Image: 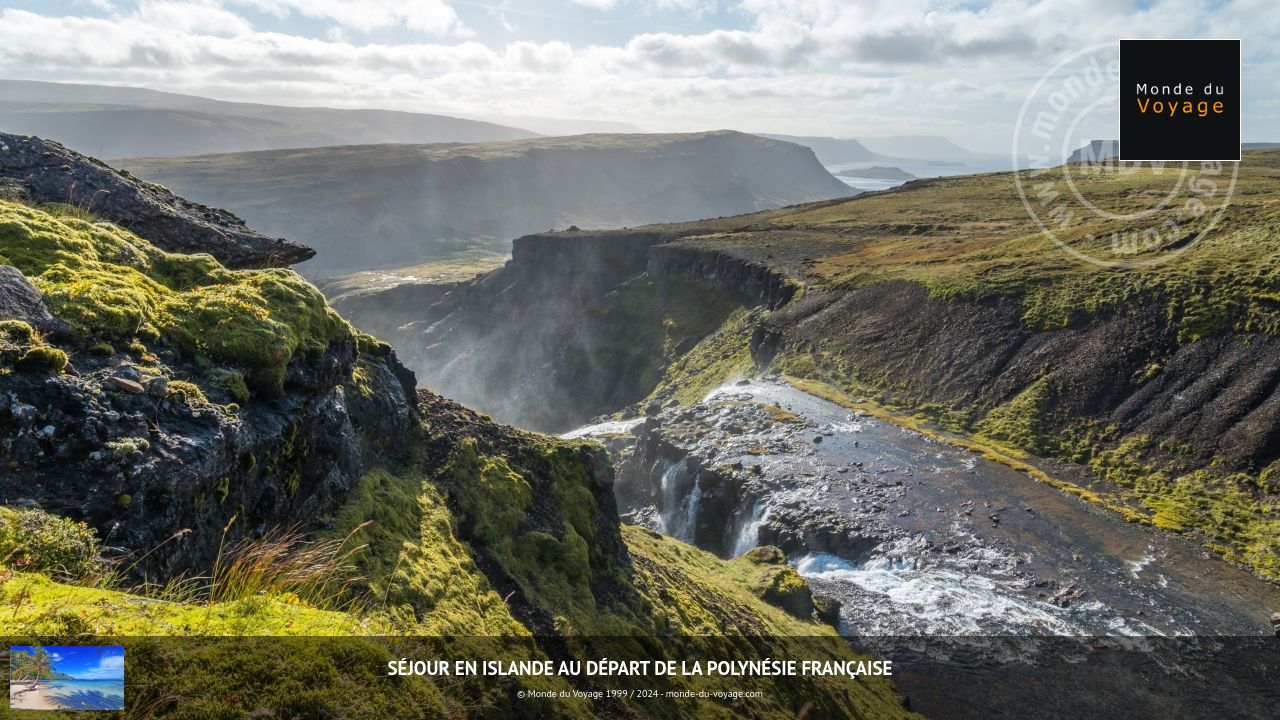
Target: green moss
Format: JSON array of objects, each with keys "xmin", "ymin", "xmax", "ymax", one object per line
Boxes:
[
  {"xmin": 0, "ymin": 319, "xmax": 35, "ymax": 344},
  {"xmin": 356, "ymin": 331, "xmax": 393, "ymax": 358},
  {"xmin": 975, "ymin": 377, "xmax": 1057, "ymax": 455},
  {"xmin": 89, "ymin": 340, "xmax": 115, "ymax": 356},
  {"xmin": 750, "ymin": 564, "xmax": 814, "ymax": 619},
  {"xmin": 13, "ymin": 345, "xmax": 67, "ymax": 373},
  {"xmin": 105, "ymin": 436, "xmax": 150, "ymax": 459},
  {"xmin": 166, "ymin": 379, "xmax": 208, "ymax": 405},
  {"xmin": 207, "ymin": 367, "xmax": 250, "ymax": 404},
  {"xmin": 0, "ymin": 507, "xmax": 100, "ymax": 580},
  {"xmin": 446, "ymin": 439, "xmax": 532, "ymax": 545},
  {"xmin": 0, "ymin": 199, "xmax": 356, "ymax": 399},
  {"xmin": 346, "ymin": 362, "xmax": 376, "ymax": 399},
  {"xmin": 328, "ymin": 467, "xmax": 529, "ymax": 636},
  {"xmin": 647, "ymin": 308, "xmax": 758, "ymax": 406},
  {"xmin": 1, "ymin": 572, "xmax": 375, "ymax": 635}
]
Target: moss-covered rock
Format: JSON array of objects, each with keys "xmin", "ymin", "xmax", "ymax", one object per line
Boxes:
[
  {"xmin": 0, "ymin": 318, "xmax": 35, "ymax": 344},
  {"xmin": 0, "ymin": 199, "xmax": 353, "ymax": 399},
  {"xmin": 14, "ymin": 344, "xmax": 67, "ymax": 373}
]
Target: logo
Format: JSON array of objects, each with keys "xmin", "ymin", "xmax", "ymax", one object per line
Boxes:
[{"xmin": 1012, "ymin": 42, "xmax": 1238, "ymax": 268}]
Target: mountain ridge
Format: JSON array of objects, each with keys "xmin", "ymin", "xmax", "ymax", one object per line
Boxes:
[
  {"xmin": 119, "ymin": 130, "xmax": 856, "ymax": 274},
  {"xmin": 0, "ymin": 78, "xmax": 539, "ymax": 157}
]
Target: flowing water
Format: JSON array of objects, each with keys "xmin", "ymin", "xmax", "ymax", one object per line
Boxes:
[{"xmin": 577, "ymin": 378, "xmax": 1280, "ymax": 637}]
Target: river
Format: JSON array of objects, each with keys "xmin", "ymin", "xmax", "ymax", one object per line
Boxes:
[{"xmin": 567, "ymin": 377, "xmax": 1280, "ymax": 718}]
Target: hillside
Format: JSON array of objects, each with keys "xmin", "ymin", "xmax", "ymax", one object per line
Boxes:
[
  {"xmin": 758, "ymin": 134, "xmax": 888, "ymax": 164},
  {"xmin": 375, "ymin": 151, "xmax": 1280, "ymax": 584},
  {"xmin": 119, "ymin": 131, "xmax": 855, "ymax": 275},
  {"xmin": 0, "ymin": 134, "xmax": 915, "ymax": 719},
  {"xmin": 0, "ymin": 79, "xmax": 537, "ymax": 157}
]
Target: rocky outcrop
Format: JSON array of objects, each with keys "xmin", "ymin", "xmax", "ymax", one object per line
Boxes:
[
  {"xmin": 1, "ymin": 320, "xmax": 417, "ymax": 579},
  {"xmin": 0, "ymin": 133, "xmax": 313, "ymax": 268},
  {"xmin": 0, "ymin": 151, "xmax": 410, "ymax": 576},
  {"xmin": 380, "ymin": 227, "xmax": 773, "ymax": 431}
]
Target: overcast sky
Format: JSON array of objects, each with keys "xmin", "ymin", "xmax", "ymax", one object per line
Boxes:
[{"xmin": 0, "ymin": 0, "xmax": 1275, "ymax": 153}]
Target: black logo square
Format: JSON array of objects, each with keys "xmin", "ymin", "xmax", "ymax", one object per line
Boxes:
[{"xmin": 1120, "ymin": 39, "xmax": 1240, "ymax": 161}]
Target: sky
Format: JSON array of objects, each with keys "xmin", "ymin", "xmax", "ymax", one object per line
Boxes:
[
  {"xmin": 10, "ymin": 646, "xmax": 125, "ymax": 680},
  {"xmin": 0, "ymin": 0, "xmax": 1275, "ymax": 152}
]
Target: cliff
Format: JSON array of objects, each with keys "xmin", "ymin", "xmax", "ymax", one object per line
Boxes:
[
  {"xmin": 391, "ymin": 150, "xmax": 1280, "ymax": 581},
  {"xmin": 118, "ymin": 131, "xmax": 855, "ymax": 274}
]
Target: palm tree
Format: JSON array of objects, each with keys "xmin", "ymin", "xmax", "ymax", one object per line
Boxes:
[{"xmin": 11, "ymin": 647, "xmax": 54, "ymax": 690}]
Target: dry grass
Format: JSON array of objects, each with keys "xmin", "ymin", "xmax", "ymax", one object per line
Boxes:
[{"xmin": 208, "ymin": 517, "xmax": 372, "ymax": 611}]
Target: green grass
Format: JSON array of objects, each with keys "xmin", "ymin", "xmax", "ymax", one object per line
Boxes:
[
  {"xmin": 319, "ymin": 254, "xmax": 510, "ymax": 302},
  {"xmin": 718, "ymin": 154, "xmax": 1280, "ymax": 341}
]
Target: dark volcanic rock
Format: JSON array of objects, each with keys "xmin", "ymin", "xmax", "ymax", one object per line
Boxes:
[
  {"xmin": 0, "ymin": 133, "xmax": 313, "ymax": 268},
  {"xmin": 0, "ymin": 265, "xmax": 70, "ymax": 337},
  {"xmin": 0, "ymin": 334, "xmax": 419, "ymax": 579}
]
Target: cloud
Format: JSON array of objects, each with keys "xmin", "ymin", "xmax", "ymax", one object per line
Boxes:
[
  {"xmin": 0, "ymin": 1, "xmax": 1274, "ymax": 151},
  {"xmin": 569, "ymin": 0, "xmax": 620, "ymax": 9},
  {"xmin": 137, "ymin": 0, "xmax": 253, "ymax": 36},
  {"xmin": 76, "ymin": 654, "xmax": 125, "ymax": 680},
  {"xmin": 228, "ymin": 0, "xmax": 466, "ymax": 35}
]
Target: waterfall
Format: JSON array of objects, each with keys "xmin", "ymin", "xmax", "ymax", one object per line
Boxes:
[
  {"xmin": 732, "ymin": 504, "xmax": 768, "ymax": 557},
  {"xmin": 658, "ymin": 458, "xmax": 689, "ymax": 535},
  {"xmin": 676, "ymin": 477, "xmax": 702, "ymax": 543}
]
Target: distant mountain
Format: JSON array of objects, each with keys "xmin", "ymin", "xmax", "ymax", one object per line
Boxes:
[
  {"xmin": 119, "ymin": 130, "xmax": 855, "ymax": 275},
  {"xmin": 858, "ymin": 135, "xmax": 977, "ymax": 161},
  {"xmin": 757, "ymin": 134, "xmax": 888, "ymax": 164},
  {"xmin": 1068, "ymin": 140, "xmax": 1119, "ymax": 163},
  {"xmin": 472, "ymin": 115, "xmax": 643, "ymax": 135},
  {"xmin": 0, "ymin": 79, "xmax": 537, "ymax": 157}
]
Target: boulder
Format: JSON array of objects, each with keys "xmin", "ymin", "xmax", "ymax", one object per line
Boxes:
[{"xmin": 0, "ymin": 265, "xmax": 70, "ymax": 337}]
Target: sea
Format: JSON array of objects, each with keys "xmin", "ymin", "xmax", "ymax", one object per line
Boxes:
[
  {"xmin": 28, "ymin": 679, "xmax": 124, "ymax": 710},
  {"xmin": 828, "ymin": 155, "xmax": 1025, "ymax": 192}
]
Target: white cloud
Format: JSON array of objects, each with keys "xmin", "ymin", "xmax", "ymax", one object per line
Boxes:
[
  {"xmin": 569, "ymin": 0, "xmax": 620, "ymax": 9},
  {"xmin": 229, "ymin": 0, "xmax": 466, "ymax": 35},
  {"xmin": 76, "ymin": 654, "xmax": 125, "ymax": 681},
  {"xmin": 138, "ymin": 0, "xmax": 253, "ymax": 36},
  {"xmin": 0, "ymin": 1, "xmax": 1274, "ymax": 151}
]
